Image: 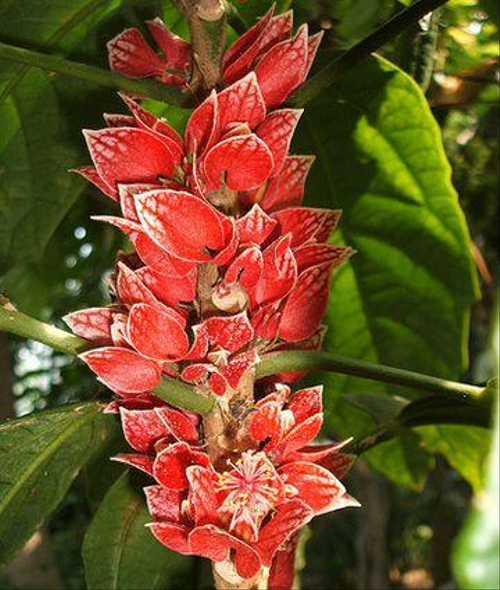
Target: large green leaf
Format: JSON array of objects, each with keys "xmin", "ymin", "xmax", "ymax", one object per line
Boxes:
[
  {"xmin": 453, "ymin": 389, "xmax": 499, "ymax": 589},
  {"xmin": 83, "ymin": 471, "xmax": 193, "ymax": 590},
  {"xmin": 0, "ymin": 1, "xmax": 122, "ymax": 274},
  {"xmin": 0, "ymin": 402, "xmax": 120, "ymax": 564},
  {"xmin": 297, "ymin": 55, "xmax": 479, "ymax": 489}
]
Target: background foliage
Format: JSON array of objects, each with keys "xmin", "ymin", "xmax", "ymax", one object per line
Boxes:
[{"xmin": 0, "ymin": 0, "xmax": 498, "ymax": 589}]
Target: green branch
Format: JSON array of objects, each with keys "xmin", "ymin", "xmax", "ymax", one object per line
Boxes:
[
  {"xmin": 1, "ymin": 306, "xmax": 488, "ymax": 417},
  {"xmin": 257, "ymin": 350, "xmax": 486, "ymax": 401},
  {"xmin": 0, "ymin": 41, "xmax": 191, "ymax": 105},
  {"xmin": 0, "ymin": 305, "xmax": 211, "ymax": 415},
  {"xmin": 0, "ymin": 305, "xmax": 88, "ymax": 356},
  {"xmin": 291, "ymin": 0, "xmax": 450, "ymax": 107}
]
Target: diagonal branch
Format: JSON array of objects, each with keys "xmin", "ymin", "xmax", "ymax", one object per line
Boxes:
[
  {"xmin": 0, "ymin": 40, "xmax": 191, "ymax": 105},
  {"xmin": 290, "ymin": 0, "xmax": 450, "ymax": 106}
]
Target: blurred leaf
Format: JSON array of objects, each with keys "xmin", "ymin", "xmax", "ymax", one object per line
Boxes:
[
  {"xmin": 365, "ymin": 430, "xmax": 436, "ymax": 490},
  {"xmin": 331, "ymin": 0, "xmax": 396, "ymax": 45},
  {"xmin": 83, "ymin": 471, "xmax": 193, "ymax": 590},
  {"xmin": 453, "ymin": 389, "xmax": 499, "ymax": 589},
  {"xmin": 0, "ymin": 402, "xmax": 119, "ymax": 564},
  {"xmin": 297, "ymin": 55, "xmax": 479, "ymax": 489},
  {"xmin": 344, "ymin": 391, "xmax": 409, "ymax": 424},
  {"xmin": 0, "ymin": 1, "xmax": 123, "ymax": 275}
]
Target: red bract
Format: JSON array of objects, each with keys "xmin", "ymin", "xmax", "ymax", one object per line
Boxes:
[
  {"xmin": 67, "ymin": 8, "xmax": 359, "ymax": 586},
  {"xmin": 112, "ymin": 384, "xmax": 357, "ymax": 583},
  {"xmin": 107, "ymin": 7, "xmax": 321, "ymax": 105}
]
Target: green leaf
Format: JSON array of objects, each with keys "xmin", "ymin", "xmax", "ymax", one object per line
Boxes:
[
  {"xmin": 0, "ymin": 402, "xmax": 119, "ymax": 564},
  {"xmin": 297, "ymin": 55, "xmax": 479, "ymax": 489},
  {"xmin": 0, "ymin": 1, "xmax": 122, "ymax": 274},
  {"xmin": 83, "ymin": 471, "xmax": 193, "ymax": 590},
  {"xmin": 344, "ymin": 391, "xmax": 409, "ymax": 424},
  {"xmin": 453, "ymin": 393, "xmax": 499, "ymax": 589},
  {"xmin": 331, "ymin": 0, "xmax": 396, "ymax": 45}
]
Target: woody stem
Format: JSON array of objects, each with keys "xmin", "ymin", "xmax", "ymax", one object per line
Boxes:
[{"xmin": 174, "ymin": 0, "xmax": 227, "ymax": 91}]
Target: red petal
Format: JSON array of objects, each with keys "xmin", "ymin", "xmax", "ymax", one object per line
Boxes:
[
  {"xmin": 288, "ymin": 386, "xmax": 323, "ymax": 423},
  {"xmin": 118, "ymin": 183, "xmax": 160, "ymax": 222},
  {"xmin": 119, "ymin": 93, "xmax": 184, "ymax": 160},
  {"xmin": 278, "ymin": 261, "xmax": 333, "ymax": 342},
  {"xmin": 223, "ymin": 246, "xmax": 263, "ymax": 292},
  {"xmin": 135, "ymin": 235, "xmax": 196, "ymax": 279},
  {"xmin": 220, "ymin": 349, "xmax": 259, "ymax": 389},
  {"xmin": 120, "ymin": 407, "xmax": 169, "ymax": 453},
  {"xmin": 208, "ymin": 372, "xmax": 228, "ymax": 396},
  {"xmin": 279, "ymin": 462, "xmax": 345, "ymax": 515},
  {"xmin": 181, "ymin": 363, "xmax": 210, "ymax": 385},
  {"xmin": 248, "ymin": 401, "xmax": 282, "ymax": 444},
  {"xmin": 305, "ymin": 31, "xmax": 324, "ymax": 79},
  {"xmin": 237, "ymin": 204, "xmax": 278, "ymax": 245},
  {"xmin": 72, "ymin": 166, "xmax": 117, "ymax": 200},
  {"xmin": 116, "ymin": 262, "xmax": 158, "ymax": 307},
  {"xmin": 91, "ymin": 215, "xmax": 142, "ymax": 242},
  {"xmin": 83, "ymin": 127, "xmax": 176, "ymax": 189},
  {"xmin": 218, "ymin": 73, "xmax": 266, "ymax": 131},
  {"xmin": 153, "ymin": 442, "xmax": 210, "ymax": 490},
  {"xmin": 272, "ymin": 207, "xmax": 341, "ymax": 247},
  {"xmin": 104, "ymin": 113, "xmax": 137, "ymax": 127},
  {"xmin": 80, "ymin": 347, "xmax": 161, "ymax": 393},
  {"xmin": 257, "ymin": 500, "xmax": 312, "ymax": 566},
  {"xmin": 144, "ymin": 485, "xmax": 183, "ymax": 522},
  {"xmin": 203, "ymin": 134, "xmax": 273, "ymax": 192},
  {"xmin": 279, "ymin": 414, "xmax": 323, "ymax": 459},
  {"xmin": 185, "ymin": 90, "xmax": 219, "ymax": 155},
  {"xmin": 251, "ymin": 235, "xmax": 297, "ymax": 307},
  {"xmin": 251, "ymin": 301, "xmax": 282, "ymax": 341},
  {"xmin": 136, "ymin": 189, "xmax": 226, "ymax": 262},
  {"xmin": 186, "ymin": 466, "xmax": 219, "ymax": 526},
  {"xmin": 112, "ymin": 453, "xmax": 154, "ymax": 475},
  {"xmin": 204, "ymin": 312, "xmax": 254, "ymax": 352},
  {"xmin": 222, "ymin": 5, "xmax": 275, "ymax": 78},
  {"xmin": 146, "ymin": 18, "xmax": 191, "ymax": 72},
  {"xmin": 212, "ymin": 216, "xmax": 239, "ymax": 267},
  {"xmin": 255, "ymin": 25, "xmax": 308, "ymax": 109},
  {"xmin": 261, "ymin": 155, "xmax": 314, "ymax": 212},
  {"xmin": 268, "ymin": 533, "xmax": 299, "ymax": 590},
  {"xmin": 189, "ymin": 526, "xmax": 261, "ymax": 579},
  {"xmin": 107, "ymin": 28, "xmax": 165, "ymax": 78},
  {"xmin": 293, "ymin": 243, "xmax": 353, "ymax": 273},
  {"xmin": 256, "ymin": 109, "xmax": 303, "ymax": 176},
  {"xmin": 127, "ymin": 303, "xmax": 189, "ymax": 361},
  {"xmin": 254, "ymin": 10, "xmax": 294, "ymax": 57},
  {"xmin": 63, "ymin": 307, "xmax": 114, "ymax": 344},
  {"xmin": 149, "ymin": 522, "xmax": 192, "ymax": 554},
  {"xmin": 156, "ymin": 406, "xmax": 199, "ymax": 444}
]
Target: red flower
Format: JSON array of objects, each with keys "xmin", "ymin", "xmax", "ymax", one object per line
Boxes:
[
  {"xmin": 65, "ymin": 8, "xmax": 360, "ymax": 584},
  {"xmin": 111, "ymin": 384, "xmax": 358, "ymax": 582},
  {"xmin": 107, "ymin": 7, "xmax": 322, "ymax": 107}
]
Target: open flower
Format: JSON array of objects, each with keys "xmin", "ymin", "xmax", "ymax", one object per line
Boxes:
[{"xmin": 110, "ymin": 383, "xmax": 358, "ymax": 583}]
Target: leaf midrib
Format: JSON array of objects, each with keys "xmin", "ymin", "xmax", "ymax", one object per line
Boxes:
[{"xmin": 0, "ymin": 403, "xmax": 99, "ymax": 523}]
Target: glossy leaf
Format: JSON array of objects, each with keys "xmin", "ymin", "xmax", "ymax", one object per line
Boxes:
[
  {"xmin": 0, "ymin": 402, "xmax": 119, "ymax": 564},
  {"xmin": 83, "ymin": 471, "xmax": 193, "ymax": 590},
  {"xmin": 297, "ymin": 55, "xmax": 479, "ymax": 489}
]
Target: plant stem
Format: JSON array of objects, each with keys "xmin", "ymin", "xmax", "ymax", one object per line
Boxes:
[
  {"xmin": 291, "ymin": 0, "xmax": 450, "ymax": 107},
  {"xmin": 0, "ymin": 41, "xmax": 191, "ymax": 105},
  {"xmin": 0, "ymin": 305, "xmax": 211, "ymax": 415},
  {"xmin": 0, "ymin": 305, "xmax": 88, "ymax": 356},
  {"xmin": 1, "ymin": 306, "xmax": 487, "ymax": 412},
  {"xmin": 257, "ymin": 350, "xmax": 486, "ymax": 400}
]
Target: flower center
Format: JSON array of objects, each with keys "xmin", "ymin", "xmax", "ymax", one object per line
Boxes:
[{"xmin": 217, "ymin": 451, "xmax": 282, "ymax": 542}]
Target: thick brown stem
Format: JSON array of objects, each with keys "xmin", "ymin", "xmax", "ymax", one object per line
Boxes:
[{"xmin": 175, "ymin": 0, "xmax": 227, "ymax": 91}]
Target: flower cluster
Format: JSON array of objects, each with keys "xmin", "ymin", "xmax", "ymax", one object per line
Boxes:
[
  {"xmin": 113, "ymin": 384, "xmax": 357, "ymax": 586},
  {"xmin": 65, "ymin": 8, "xmax": 358, "ymax": 587}
]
